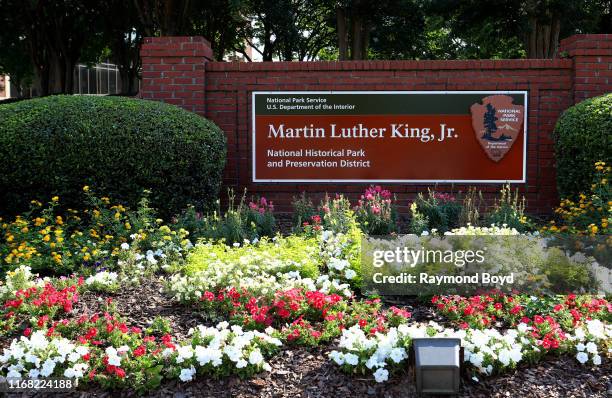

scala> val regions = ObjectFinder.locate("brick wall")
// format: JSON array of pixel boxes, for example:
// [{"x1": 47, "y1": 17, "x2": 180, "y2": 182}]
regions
[{"x1": 140, "y1": 34, "x2": 611, "y2": 215}]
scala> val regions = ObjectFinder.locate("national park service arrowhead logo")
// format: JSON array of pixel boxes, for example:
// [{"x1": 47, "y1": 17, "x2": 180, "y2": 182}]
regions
[{"x1": 470, "y1": 95, "x2": 524, "y2": 162}]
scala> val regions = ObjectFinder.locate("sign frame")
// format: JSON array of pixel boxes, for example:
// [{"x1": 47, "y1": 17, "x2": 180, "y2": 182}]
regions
[{"x1": 251, "y1": 90, "x2": 528, "y2": 184}]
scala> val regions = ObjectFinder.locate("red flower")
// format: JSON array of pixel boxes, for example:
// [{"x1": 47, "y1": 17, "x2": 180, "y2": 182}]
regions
[
  {"x1": 23, "y1": 328, "x2": 32, "y2": 337},
  {"x1": 115, "y1": 368, "x2": 126, "y2": 379},
  {"x1": 494, "y1": 303, "x2": 502, "y2": 310},
  {"x1": 553, "y1": 304, "x2": 563, "y2": 312},
  {"x1": 533, "y1": 315, "x2": 544, "y2": 324},
  {"x1": 85, "y1": 327, "x2": 98, "y2": 340},
  {"x1": 133, "y1": 345, "x2": 146, "y2": 357},
  {"x1": 358, "y1": 319, "x2": 367, "y2": 328}
]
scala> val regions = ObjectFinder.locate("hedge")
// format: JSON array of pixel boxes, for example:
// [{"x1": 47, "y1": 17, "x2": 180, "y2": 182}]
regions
[
  {"x1": 553, "y1": 93, "x2": 612, "y2": 199},
  {"x1": 0, "y1": 95, "x2": 227, "y2": 218}
]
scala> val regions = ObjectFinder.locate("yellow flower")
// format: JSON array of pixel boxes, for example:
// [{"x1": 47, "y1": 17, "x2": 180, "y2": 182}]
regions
[
  {"x1": 124, "y1": 222, "x2": 131, "y2": 230},
  {"x1": 6, "y1": 234, "x2": 14, "y2": 243},
  {"x1": 43, "y1": 234, "x2": 50, "y2": 242},
  {"x1": 114, "y1": 212, "x2": 121, "y2": 220},
  {"x1": 55, "y1": 216, "x2": 63, "y2": 225},
  {"x1": 51, "y1": 196, "x2": 59, "y2": 202},
  {"x1": 83, "y1": 185, "x2": 90, "y2": 192}
]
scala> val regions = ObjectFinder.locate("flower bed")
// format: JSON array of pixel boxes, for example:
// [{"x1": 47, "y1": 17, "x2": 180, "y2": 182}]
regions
[{"x1": 1, "y1": 183, "x2": 610, "y2": 394}]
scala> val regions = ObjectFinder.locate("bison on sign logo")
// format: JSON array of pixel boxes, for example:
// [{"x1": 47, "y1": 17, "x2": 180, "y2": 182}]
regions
[{"x1": 470, "y1": 95, "x2": 524, "y2": 162}]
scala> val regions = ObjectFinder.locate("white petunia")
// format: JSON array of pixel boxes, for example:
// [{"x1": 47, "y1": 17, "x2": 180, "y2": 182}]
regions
[
  {"x1": 576, "y1": 351, "x2": 589, "y2": 364},
  {"x1": 389, "y1": 347, "x2": 406, "y2": 364},
  {"x1": 592, "y1": 355, "x2": 602, "y2": 366},
  {"x1": 373, "y1": 368, "x2": 389, "y2": 383},
  {"x1": 344, "y1": 353, "x2": 359, "y2": 366},
  {"x1": 179, "y1": 366, "x2": 196, "y2": 382},
  {"x1": 248, "y1": 349, "x2": 264, "y2": 365},
  {"x1": 585, "y1": 342, "x2": 598, "y2": 354},
  {"x1": 329, "y1": 351, "x2": 345, "y2": 365},
  {"x1": 40, "y1": 359, "x2": 56, "y2": 377}
]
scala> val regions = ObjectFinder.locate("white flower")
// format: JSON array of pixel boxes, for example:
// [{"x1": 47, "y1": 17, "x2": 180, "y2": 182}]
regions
[
  {"x1": 585, "y1": 342, "x2": 598, "y2": 354},
  {"x1": 373, "y1": 368, "x2": 389, "y2": 383},
  {"x1": 7, "y1": 368, "x2": 21, "y2": 379},
  {"x1": 248, "y1": 349, "x2": 264, "y2": 365},
  {"x1": 329, "y1": 351, "x2": 345, "y2": 365},
  {"x1": 469, "y1": 352, "x2": 484, "y2": 368},
  {"x1": 176, "y1": 345, "x2": 194, "y2": 362},
  {"x1": 389, "y1": 347, "x2": 406, "y2": 364},
  {"x1": 592, "y1": 354, "x2": 602, "y2": 366},
  {"x1": 64, "y1": 367, "x2": 77, "y2": 378},
  {"x1": 586, "y1": 319, "x2": 605, "y2": 339},
  {"x1": 517, "y1": 323, "x2": 529, "y2": 333},
  {"x1": 236, "y1": 359, "x2": 248, "y2": 369},
  {"x1": 121, "y1": 242, "x2": 130, "y2": 250},
  {"x1": 108, "y1": 355, "x2": 121, "y2": 367},
  {"x1": 40, "y1": 359, "x2": 56, "y2": 377},
  {"x1": 576, "y1": 343, "x2": 585, "y2": 352},
  {"x1": 179, "y1": 366, "x2": 196, "y2": 382},
  {"x1": 344, "y1": 269, "x2": 357, "y2": 280},
  {"x1": 576, "y1": 352, "x2": 589, "y2": 364},
  {"x1": 344, "y1": 353, "x2": 359, "y2": 366}
]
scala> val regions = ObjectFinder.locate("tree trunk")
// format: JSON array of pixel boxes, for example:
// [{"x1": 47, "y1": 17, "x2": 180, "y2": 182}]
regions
[
  {"x1": 550, "y1": 16, "x2": 561, "y2": 58},
  {"x1": 64, "y1": 58, "x2": 76, "y2": 93},
  {"x1": 351, "y1": 15, "x2": 364, "y2": 60},
  {"x1": 527, "y1": 16, "x2": 537, "y2": 58},
  {"x1": 336, "y1": 7, "x2": 348, "y2": 61}
]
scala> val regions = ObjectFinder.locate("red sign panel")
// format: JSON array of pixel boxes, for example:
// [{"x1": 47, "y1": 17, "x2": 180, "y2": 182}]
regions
[{"x1": 252, "y1": 91, "x2": 527, "y2": 183}]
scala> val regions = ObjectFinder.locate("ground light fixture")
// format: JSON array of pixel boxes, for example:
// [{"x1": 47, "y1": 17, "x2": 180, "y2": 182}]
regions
[{"x1": 412, "y1": 338, "x2": 461, "y2": 396}]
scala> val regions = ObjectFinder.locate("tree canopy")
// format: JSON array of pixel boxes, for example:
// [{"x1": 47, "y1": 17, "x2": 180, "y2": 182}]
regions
[{"x1": 0, "y1": 0, "x2": 609, "y2": 95}]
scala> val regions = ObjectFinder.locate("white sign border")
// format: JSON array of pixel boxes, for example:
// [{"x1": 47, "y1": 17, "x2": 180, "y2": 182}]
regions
[{"x1": 251, "y1": 90, "x2": 528, "y2": 184}]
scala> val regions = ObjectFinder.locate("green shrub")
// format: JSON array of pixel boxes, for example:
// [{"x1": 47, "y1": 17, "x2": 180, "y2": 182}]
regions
[
  {"x1": 0, "y1": 95, "x2": 226, "y2": 218},
  {"x1": 176, "y1": 190, "x2": 276, "y2": 244},
  {"x1": 553, "y1": 93, "x2": 612, "y2": 199},
  {"x1": 353, "y1": 186, "x2": 398, "y2": 235},
  {"x1": 409, "y1": 190, "x2": 462, "y2": 233},
  {"x1": 291, "y1": 192, "x2": 316, "y2": 232},
  {"x1": 486, "y1": 184, "x2": 534, "y2": 233}
]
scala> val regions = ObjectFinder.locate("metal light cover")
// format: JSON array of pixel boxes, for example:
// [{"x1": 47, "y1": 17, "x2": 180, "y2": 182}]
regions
[{"x1": 412, "y1": 337, "x2": 461, "y2": 395}]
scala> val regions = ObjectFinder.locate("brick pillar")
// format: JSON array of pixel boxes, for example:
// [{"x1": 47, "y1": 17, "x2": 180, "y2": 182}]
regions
[
  {"x1": 140, "y1": 36, "x2": 213, "y2": 115},
  {"x1": 560, "y1": 34, "x2": 612, "y2": 104}
]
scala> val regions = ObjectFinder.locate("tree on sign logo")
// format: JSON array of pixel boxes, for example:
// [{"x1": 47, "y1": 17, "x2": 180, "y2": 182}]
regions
[{"x1": 482, "y1": 103, "x2": 497, "y2": 140}]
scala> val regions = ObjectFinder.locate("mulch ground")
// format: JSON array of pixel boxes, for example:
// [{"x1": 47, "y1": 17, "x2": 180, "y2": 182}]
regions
[{"x1": 5, "y1": 278, "x2": 612, "y2": 398}]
